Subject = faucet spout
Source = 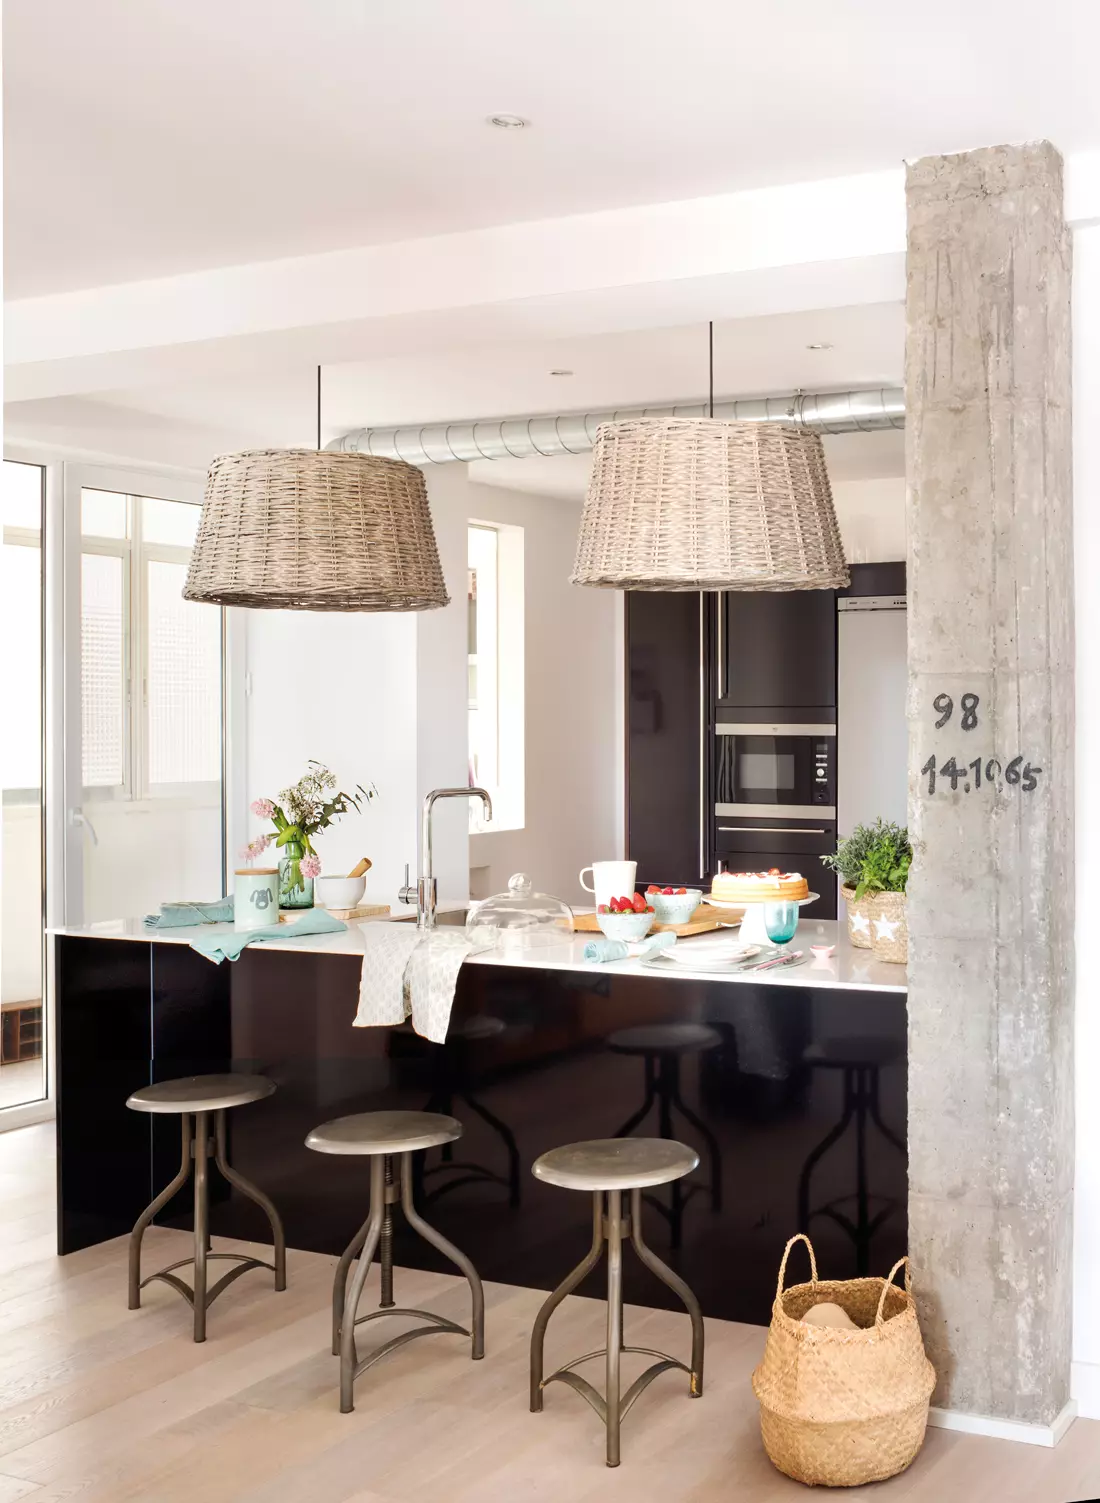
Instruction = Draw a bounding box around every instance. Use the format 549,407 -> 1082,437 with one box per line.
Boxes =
418,787 -> 493,930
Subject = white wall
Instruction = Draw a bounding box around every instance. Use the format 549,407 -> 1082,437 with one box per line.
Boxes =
1073,221 -> 1100,1417
832,476 -> 906,564
244,610 -> 419,909
242,466 -> 621,914
425,468 -> 621,909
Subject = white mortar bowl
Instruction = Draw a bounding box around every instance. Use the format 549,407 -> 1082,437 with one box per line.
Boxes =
314,875 -> 366,910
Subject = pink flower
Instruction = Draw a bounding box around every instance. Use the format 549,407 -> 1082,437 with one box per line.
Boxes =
250,798 -> 275,820
300,853 -> 321,879
239,835 -> 271,864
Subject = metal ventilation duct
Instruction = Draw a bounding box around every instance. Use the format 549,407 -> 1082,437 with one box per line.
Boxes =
329,386 -> 904,465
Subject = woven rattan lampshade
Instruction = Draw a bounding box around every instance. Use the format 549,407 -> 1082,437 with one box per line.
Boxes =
572,418 -> 849,591
183,448 -> 449,611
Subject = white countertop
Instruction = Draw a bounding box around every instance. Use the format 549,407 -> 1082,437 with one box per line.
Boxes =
49,913 -> 906,994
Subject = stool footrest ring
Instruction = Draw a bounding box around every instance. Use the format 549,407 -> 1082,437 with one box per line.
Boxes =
349,1306 -> 472,1381
543,1345 -> 694,1424
140,1251 -> 278,1311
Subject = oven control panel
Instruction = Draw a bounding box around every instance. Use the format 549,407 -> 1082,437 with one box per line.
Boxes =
812,739 -> 834,806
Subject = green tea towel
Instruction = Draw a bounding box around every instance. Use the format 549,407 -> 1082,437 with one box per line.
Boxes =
188,909 -> 347,964
146,897 -> 234,928
582,930 -> 677,964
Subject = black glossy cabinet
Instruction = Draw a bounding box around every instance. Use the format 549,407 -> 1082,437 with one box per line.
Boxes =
625,592 -> 704,887
716,589 -> 837,716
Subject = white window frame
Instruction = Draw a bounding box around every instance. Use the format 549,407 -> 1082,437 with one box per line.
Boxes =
60,462 -> 239,926
467,518 -> 525,834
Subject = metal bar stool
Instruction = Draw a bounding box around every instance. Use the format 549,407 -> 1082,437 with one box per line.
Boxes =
305,1109 -> 485,1413
530,1138 -> 704,1467
126,1074 -> 286,1343
607,1023 -> 723,1249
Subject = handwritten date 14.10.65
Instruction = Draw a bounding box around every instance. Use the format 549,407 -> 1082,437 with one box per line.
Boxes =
920,753 -> 1041,796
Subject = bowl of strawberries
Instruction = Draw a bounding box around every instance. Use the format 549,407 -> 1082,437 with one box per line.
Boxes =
645,884 -> 703,927
595,891 -> 656,941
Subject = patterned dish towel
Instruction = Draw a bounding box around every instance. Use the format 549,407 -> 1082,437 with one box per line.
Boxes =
354,925 -> 482,1044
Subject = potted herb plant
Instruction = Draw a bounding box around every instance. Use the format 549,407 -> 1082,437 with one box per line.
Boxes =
824,820 -> 911,956
246,762 -> 374,910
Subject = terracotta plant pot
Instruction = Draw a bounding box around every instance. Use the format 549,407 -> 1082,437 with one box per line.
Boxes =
870,890 -> 908,965
841,885 -> 879,949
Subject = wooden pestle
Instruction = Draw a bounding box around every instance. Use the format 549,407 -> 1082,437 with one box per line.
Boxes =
347,857 -> 372,879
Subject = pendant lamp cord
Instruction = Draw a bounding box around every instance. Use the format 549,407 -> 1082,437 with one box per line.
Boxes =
316,366 -> 322,451
708,321 -> 714,420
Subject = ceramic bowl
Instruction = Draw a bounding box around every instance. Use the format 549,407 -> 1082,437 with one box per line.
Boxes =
314,875 -> 366,910
648,889 -> 702,926
596,909 -> 655,942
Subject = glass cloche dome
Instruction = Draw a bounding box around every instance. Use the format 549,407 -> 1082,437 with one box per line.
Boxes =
465,873 -> 574,954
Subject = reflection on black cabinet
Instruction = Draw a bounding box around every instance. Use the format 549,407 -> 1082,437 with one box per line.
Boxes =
717,590 -> 837,714
626,592 -> 703,887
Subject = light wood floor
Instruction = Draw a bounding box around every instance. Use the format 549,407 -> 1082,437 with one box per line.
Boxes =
2,1125 -> 1099,1502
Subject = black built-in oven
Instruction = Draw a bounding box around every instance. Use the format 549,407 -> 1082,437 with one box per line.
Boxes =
713,722 -> 837,918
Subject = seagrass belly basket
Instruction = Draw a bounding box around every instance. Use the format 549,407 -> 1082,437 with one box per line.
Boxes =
752,1236 -> 936,1487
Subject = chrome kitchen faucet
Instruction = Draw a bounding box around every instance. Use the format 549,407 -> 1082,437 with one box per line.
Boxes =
403,787 -> 493,929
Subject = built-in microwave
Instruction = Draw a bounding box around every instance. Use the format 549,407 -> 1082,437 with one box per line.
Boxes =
714,723 -> 836,817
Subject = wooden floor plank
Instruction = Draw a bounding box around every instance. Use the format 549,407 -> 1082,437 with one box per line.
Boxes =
2,1123 -> 1099,1502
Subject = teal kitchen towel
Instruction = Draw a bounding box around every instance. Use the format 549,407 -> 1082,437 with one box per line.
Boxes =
582,930 -> 677,964
189,909 -> 347,963
146,897 -> 234,928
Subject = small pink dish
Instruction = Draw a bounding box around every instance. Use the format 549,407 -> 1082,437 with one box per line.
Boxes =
810,943 -> 835,957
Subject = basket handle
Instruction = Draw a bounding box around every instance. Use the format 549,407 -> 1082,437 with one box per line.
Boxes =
874,1256 -> 912,1326
776,1234 -> 818,1300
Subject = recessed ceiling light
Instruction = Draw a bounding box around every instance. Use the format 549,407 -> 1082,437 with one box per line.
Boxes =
806,342 -> 834,351
488,114 -> 528,129
549,369 -> 573,377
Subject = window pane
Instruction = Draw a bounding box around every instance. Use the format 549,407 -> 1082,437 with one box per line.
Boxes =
81,552 -> 126,787
2,460 -> 43,531
3,544 -> 42,789
82,488 -> 127,539
146,560 -> 221,787
142,496 -> 200,548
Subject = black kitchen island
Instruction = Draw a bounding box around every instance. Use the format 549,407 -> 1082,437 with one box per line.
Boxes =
53,918 -> 907,1327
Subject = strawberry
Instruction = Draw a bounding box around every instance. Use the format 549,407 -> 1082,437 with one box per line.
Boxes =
662,886 -> 674,895
598,904 -> 609,914
631,892 -> 647,913
645,905 -> 655,913
646,885 -> 659,894
675,886 -> 687,894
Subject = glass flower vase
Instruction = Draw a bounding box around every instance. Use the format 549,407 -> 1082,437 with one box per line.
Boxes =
278,839 -> 314,910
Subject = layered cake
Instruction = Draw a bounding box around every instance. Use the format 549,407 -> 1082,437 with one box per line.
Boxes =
710,868 -> 809,905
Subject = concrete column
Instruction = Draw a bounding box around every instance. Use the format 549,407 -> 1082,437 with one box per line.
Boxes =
906,143 -> 1074,1425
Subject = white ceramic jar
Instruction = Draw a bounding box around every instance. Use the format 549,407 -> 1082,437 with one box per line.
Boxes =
234,868 -> 279,930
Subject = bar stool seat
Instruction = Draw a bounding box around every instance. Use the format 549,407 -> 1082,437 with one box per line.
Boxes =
607,1022 -> 721,1056
306,1108 -> 484,1413
307,1109 -> 462,1155
126,1073 -> 285,1343
533,1137 -> 698,1192
127,1073 -> 275,1114
530,1136 -> 705,1467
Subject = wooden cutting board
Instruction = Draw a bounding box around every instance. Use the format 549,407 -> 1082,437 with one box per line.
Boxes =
316,902 -> 391,921
572,905 -> 739,937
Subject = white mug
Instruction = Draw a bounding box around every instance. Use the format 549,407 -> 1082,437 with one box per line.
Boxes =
579,859 -> 637,909
234,868 -> 279,931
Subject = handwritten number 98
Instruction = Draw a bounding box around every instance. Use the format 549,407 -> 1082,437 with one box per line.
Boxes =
932,692 -> 980,731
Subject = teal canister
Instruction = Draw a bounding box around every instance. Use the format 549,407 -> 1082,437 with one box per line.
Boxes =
234,867 -> 280,931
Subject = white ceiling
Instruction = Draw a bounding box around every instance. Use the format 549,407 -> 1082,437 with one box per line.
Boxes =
5,0 -> 1100,298
4,302 -> 905,470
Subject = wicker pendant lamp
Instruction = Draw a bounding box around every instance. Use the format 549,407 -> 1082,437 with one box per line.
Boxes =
184,370 -> 449,611
571,325 -> 849,592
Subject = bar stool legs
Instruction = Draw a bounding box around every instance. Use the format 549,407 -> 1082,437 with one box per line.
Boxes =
530,1187 -> 704,1467
128,1106 -> 286,1343
334,1149 -> 485,1413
